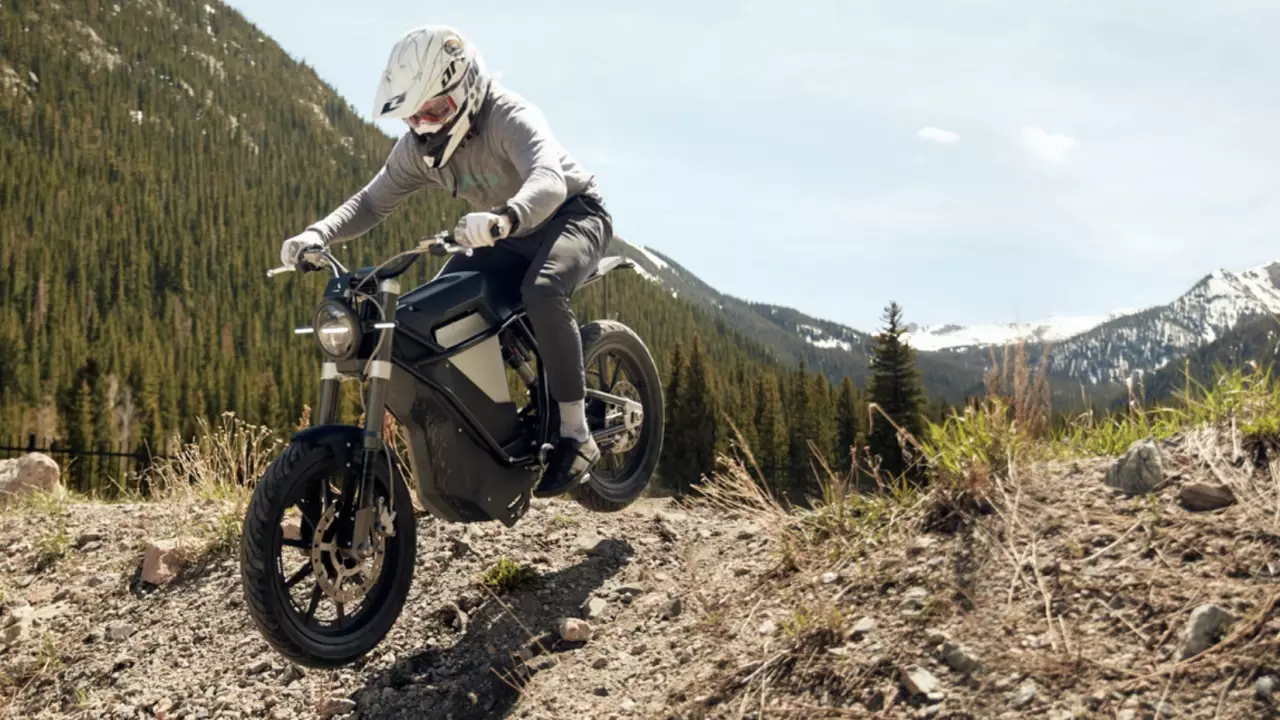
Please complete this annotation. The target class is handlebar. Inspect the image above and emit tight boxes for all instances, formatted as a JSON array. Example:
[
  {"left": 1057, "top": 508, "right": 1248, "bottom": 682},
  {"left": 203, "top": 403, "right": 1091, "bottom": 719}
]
[{"left": 266, "top": 232, "right": 472, "bottom": 280}]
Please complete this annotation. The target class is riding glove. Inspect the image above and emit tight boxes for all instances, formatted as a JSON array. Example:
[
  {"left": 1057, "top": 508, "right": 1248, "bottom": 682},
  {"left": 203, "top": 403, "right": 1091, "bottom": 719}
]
[
  {"left": 280, "top": 230, "right": 326, "bottom": 267},
  {"left": 454, "top": 212, "right": 511, "bottom": 249}
]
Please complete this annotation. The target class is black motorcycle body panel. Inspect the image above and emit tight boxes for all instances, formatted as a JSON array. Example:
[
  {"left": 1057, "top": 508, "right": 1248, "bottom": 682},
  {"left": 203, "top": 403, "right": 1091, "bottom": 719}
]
[{"left": 319, "top": 259, "right": 635, "bottom": 529}]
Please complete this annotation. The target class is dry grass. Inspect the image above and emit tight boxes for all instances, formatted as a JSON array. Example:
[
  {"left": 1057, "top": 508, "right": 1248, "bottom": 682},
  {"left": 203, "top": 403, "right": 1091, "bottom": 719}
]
[
  {"left": 686, "top": 357, "right": 1280, "bottom": 717},
  {"left": 142, "top": 412, "right": 280, "bottom": 556}
]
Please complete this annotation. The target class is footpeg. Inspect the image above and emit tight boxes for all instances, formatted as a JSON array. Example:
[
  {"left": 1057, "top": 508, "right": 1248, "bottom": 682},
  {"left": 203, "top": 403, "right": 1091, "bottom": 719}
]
[{"left": 537, "top": 442, "right": 555, "bottom": 465}]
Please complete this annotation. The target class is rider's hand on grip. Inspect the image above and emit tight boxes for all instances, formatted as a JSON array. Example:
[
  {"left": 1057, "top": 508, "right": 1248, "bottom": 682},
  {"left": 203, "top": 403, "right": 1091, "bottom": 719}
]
[
  {"left": 454, "top": 212, "right": 510, "bottom": 249},
  {"left": 281, "top": 230, "right": 326, "bottom": 268}
]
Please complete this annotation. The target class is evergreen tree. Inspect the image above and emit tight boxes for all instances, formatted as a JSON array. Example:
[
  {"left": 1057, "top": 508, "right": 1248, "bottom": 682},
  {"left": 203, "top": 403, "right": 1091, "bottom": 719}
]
[
  {"left": 682, "top": 335, "right": 718, "bottom": 487},
  {"left": 660, "top": 342, "right": 688, "bottom": 493},
  {"left": 787, "top": 360, "right": 813, "bottom": 498},
  {"left": 834, "top": 377, "right": 861, "bottom": 475},
  {"left": 753, "top": 374, "right": 788, "bottom": 493},
  {"left": 866, "top": 302, "right": 925, "bottom": 479},
  {"left": 91, "top": 372, "right": 115, "bottom": 449}
]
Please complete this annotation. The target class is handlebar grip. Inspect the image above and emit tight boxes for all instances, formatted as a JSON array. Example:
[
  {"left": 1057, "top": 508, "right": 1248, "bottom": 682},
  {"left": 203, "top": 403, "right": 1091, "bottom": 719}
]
[{"left": 428, "top": 242, "right": 449, "bottom": 257}]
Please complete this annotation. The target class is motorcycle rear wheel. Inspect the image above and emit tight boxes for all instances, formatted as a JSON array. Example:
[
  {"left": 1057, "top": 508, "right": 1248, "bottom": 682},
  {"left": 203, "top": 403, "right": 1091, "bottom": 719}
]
[
  {"left": 571, "top": 320, "right": 664, "bottom": 512},
  {"left": 240, "top": 440, "right": 415, "bottom": 668}
]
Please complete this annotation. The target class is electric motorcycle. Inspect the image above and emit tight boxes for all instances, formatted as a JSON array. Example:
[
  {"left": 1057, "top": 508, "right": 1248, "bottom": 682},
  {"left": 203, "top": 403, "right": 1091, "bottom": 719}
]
[{"left": 239, "top": 232, "right": 663, "bottom": 667}]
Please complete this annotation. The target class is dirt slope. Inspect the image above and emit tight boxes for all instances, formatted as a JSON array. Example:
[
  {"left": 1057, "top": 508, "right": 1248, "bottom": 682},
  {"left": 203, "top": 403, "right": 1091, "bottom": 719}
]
[
  {"left": 0, "top": 495, "right": 781, "bottom": 720},
  {"left": 4, "top": 424, "right": 1280, "bottom": 720}
]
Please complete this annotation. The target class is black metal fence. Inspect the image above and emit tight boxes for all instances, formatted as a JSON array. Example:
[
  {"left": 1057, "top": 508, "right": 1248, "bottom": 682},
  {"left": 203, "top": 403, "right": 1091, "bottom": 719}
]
[{"left": 0, "top": 434, "right": 169, "bottom": 496}]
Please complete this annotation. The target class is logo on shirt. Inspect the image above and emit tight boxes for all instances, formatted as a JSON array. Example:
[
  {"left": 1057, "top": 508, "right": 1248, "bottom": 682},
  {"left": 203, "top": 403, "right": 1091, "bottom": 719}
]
[{"left": 455, "top": 173, "right": 502, "bottom": 193}]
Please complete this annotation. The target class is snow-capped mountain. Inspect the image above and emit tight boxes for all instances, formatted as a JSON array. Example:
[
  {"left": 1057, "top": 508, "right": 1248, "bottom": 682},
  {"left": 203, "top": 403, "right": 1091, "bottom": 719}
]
[
  {"left": 904, "top": 311, "right": 1136, "bottom": 352},
  {"left": 612, "top": 235, "right": 1280, "bottom": 391},
  {"left": 1046, "top": 263, "right": 1280, "bottom": 383}
]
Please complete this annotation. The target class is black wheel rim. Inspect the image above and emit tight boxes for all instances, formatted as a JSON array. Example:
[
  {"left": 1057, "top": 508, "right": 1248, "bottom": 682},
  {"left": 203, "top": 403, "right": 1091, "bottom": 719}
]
[
  {"left": 585, "top": 347, "right": 652, "bottom": 493},
  {"left": 271, "top": 463, "right": 404, "bottom": 645}
]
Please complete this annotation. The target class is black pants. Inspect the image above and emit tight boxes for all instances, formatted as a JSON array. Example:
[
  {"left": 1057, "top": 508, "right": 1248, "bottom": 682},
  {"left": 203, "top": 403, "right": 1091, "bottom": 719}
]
[{"left": 439, "top": 194, "right": 612, "bottom": 403}]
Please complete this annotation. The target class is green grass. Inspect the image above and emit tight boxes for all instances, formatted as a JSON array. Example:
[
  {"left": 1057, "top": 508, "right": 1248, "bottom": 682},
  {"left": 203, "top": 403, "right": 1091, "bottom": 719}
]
[
  {"left": 480, "top": 557, "right": 538, "bottom": 592},
  {"left": 36, "top": 522, "right": 72, "bottom": 570}
]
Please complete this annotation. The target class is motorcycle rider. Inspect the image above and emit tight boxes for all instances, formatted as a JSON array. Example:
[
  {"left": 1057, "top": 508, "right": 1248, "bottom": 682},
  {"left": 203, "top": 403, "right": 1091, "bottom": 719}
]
[{"left": 280, "top": 24, "right": 610, "bottom": 498}]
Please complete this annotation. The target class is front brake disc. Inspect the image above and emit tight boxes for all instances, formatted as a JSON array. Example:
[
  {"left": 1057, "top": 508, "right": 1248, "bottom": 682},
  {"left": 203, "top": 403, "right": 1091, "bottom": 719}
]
[{"left": 310, "top": 504, "right": 385, "bottom": 604}]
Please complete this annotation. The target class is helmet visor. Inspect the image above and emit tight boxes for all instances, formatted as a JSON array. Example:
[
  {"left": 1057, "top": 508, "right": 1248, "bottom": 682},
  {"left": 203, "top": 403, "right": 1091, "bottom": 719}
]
[{"left": 406, "top": 95, "right": 457, "bottom": 131}]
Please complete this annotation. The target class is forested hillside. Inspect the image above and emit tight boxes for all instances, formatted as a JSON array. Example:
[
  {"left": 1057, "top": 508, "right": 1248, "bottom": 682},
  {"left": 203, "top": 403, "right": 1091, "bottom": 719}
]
[{"left": 0, "top": 0, "right": 919, "bottom": 498}]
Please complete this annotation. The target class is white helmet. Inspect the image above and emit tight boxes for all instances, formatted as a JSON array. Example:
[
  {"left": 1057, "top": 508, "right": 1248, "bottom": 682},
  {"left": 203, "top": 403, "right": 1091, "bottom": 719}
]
[{"left": 372, "top": 25, "right": 490, "bottom": 168}]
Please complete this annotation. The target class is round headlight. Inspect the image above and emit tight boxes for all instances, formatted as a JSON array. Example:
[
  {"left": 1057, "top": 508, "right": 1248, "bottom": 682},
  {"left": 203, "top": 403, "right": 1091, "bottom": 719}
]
[{"left": 313, "top": 301, "right": 361, "bottom": 360}]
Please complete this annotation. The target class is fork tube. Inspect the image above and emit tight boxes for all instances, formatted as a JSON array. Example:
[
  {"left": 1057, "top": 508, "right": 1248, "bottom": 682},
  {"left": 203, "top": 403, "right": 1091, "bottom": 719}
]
[
  {"left": 316, "top": 363, "right": 340, "bottom": 425},
  {"left": 361, "top": 279, "right": 401, "bottom": 451}
]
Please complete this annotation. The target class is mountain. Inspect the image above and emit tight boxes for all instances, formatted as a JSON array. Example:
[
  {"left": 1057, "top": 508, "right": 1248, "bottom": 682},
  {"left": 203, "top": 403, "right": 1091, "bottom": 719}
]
[
  {"left": 902, "top": 310, "right": 1136, "bottom": 352},
  {"left": 609, "top": 239, "right": 988, "bottom": 402},
  {"left": 1043, "top": 263, "right": 1280, "bottom": 384}
]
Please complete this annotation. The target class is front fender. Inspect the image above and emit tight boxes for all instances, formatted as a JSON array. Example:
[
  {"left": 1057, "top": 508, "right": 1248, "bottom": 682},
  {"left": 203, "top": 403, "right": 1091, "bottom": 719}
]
[{"left": 291, "top": 424, "right": 407, "bottom": 491}]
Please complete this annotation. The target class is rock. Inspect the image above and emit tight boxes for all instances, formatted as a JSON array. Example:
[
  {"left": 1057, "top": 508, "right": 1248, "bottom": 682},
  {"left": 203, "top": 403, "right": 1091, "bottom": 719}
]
[
  {"left": 593, "top": 686, "right": 609, "bottom": 697},
  {"left": 820, "top": 572, "right": 840, "bottom": 585},
  {"left": 0, "top": 453, "right": 61, "bottom": 504},
  {"left": 1179, "top": 604, "right": 1233, "bottom": 659},
  {"left": 620, "top": 698, "right": 637, "bottom": 712},
  {"left": 940, "top": 642, "right": 980, "bottom": 673},
  {"left": 1104, "top": 438, "right": 1165, "bottom": 495},
  {"left": 1011, "top": 679, "right": 1038, "bottom": 709},
  {"left": 900, "top": 586, "right": 929, "bottom": 612},
  {"left": 1257, "top": 675, "right": 1276, "bottom": 701},
  {"left": 613, "top": 584, "right": 646, "bottom": 599},
  {"left": 555, "top": 617, "right": 593, "bottom": 643},
  {"left": 280, "top": 518, "right": 302, "bottom": 542},
  {"left": 280, "top": 664, "right": 306, "bottom": 684},
  {"left": 106, "top": 620, "right": 136, "bottom": 641},
  {"left": 900, "top": 665, "right": 942, "bottom": 700},
  {"left": 582, "top": 597, "right": 608, "bottom": 620},
  {"left": 735, "top": 526, "right": 758, "bottom": 540},
  {"left": 5, "top": 604, "right": 34, "bottom": 626},
  {"left": 660, "top": 596, "right": 682, "bottom": 620},
  {"left": 575, "top": 533, "right": 603, "bottom": 553},
  {"left": 75, "top": 532, "right": 104, "bottom": 548},
  {"left": 848, "top": 616, "right": 877, "bottom": 639},
  {"left": 592, "top": 657, "right": 608, "bottom": 669},
  {"left": 245, "top": 659, "right": 271, "bottom": 675},
  {"left": 757, "top": 620, "right": 777, "bottom": 636},
  {"left": 80, "top": 540, "right": 103, "bottom": 553},
  {"left": 629, "top": 643, "right": 647, "bottom": 655},
  {"left": 1179, "top": 483, "right": 1236, "bottom": 512},
  {"left": 317, "top": 696, "right": 356, "bottom": 717},
  {"left": 141, "top": 538, "right": 196, "bottom": 585},
  {"left": 3, "top": 615, "right": 32, "bottom": 644}
]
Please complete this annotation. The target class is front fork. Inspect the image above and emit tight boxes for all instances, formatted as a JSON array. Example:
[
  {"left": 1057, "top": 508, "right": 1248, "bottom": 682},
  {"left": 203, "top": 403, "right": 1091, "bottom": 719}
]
[{"left": 315, "top": 278, "right": 401, "bottom": 556}]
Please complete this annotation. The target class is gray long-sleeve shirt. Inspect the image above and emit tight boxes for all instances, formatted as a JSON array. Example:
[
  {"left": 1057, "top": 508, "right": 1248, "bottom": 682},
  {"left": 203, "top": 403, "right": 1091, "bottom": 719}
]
[{"left": 308, "top": 84, "right": 599, "bottom": 243}]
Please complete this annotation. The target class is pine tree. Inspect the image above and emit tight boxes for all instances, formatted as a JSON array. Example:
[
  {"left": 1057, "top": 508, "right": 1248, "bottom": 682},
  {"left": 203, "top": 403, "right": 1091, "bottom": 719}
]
[
  {"left": 683, "top": 335, "right": 718, "bottom": 487},
  {"left": 753, "top": 373, "right": 788, "bottom": 494},
  {"left": 834, "top": 377, "right": 861, "bottom": 475},
  {"left": 91, "top": 372, "right": 115, "bottom": 449},
  {"left": 787, "top": 360, "right": 812, "bottom": 499},
  {"left": 866, "top": 302, "right": 925, "bottom": 479},
  {"left": 660, "top": 342, "right": 688, "bottom": 493}
]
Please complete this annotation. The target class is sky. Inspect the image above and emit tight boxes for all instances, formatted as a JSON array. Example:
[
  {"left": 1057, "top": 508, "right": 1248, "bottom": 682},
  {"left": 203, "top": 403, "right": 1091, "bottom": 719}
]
[{"left": 224, "top": 0, "right": 1280, "bottom": 332}]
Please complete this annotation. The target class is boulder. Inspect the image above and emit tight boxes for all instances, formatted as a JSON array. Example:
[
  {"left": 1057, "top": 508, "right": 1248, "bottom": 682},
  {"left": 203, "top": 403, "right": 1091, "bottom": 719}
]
[
  {"left": 900, "top": 665, "right": 943, "bottom": 702},
  {"left": 1179, "top": 604, "right": 1233, "bottom": 659},
  {"left": 1179, "top": 483, "right": 1236, "bottom": 512},
  {"left": 141, "top": 538, "right": 197, "bottom": 585},
  {"left": 1104, "top": 438, "right": 1165, "bottom": 495},
  {"left": 0, "top": 453, "right": 61, "bottom": 504},
  {"left": 940, "top": 642, "right": 980, "bottom": 673},
  {"left": 555, "top": 617, "right": 593, "bottom": 643}
]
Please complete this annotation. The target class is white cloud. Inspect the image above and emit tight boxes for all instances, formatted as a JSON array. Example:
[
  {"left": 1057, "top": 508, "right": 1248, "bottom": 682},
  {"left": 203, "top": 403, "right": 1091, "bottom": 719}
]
[
  {"left": 1022, "top": 126, "right": 1078, "bottom": 163},
  {"left": 917, "top": 126, "right": 959, "bottom": 144}
]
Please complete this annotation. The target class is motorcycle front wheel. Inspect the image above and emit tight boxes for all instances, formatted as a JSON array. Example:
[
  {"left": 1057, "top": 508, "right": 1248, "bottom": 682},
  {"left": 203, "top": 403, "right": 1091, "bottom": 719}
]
[{"left": 240, "top": 439, "right": 416, "bottom": 668}]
